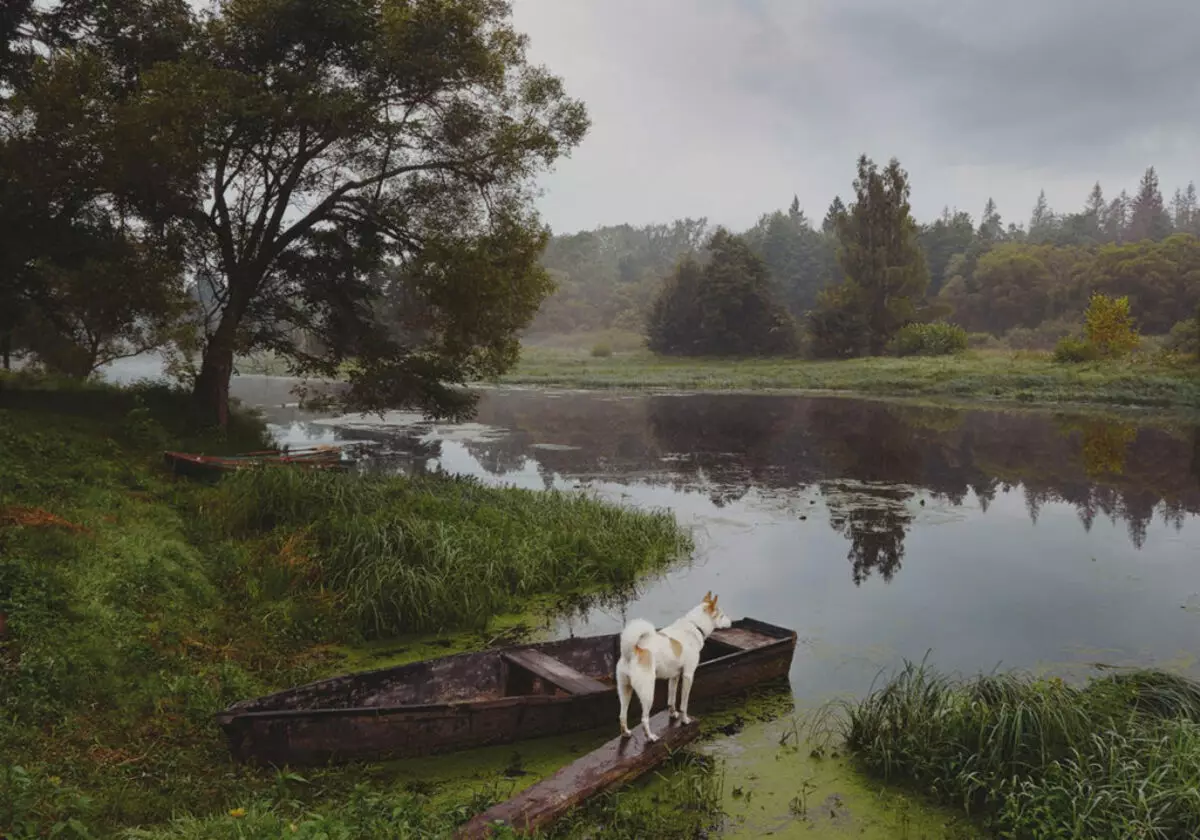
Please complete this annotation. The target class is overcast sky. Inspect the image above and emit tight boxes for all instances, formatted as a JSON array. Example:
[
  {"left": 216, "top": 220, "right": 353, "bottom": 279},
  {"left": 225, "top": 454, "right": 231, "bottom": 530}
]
[{"left": 509, "top": 0, "right": 1200, "bottom": 236}]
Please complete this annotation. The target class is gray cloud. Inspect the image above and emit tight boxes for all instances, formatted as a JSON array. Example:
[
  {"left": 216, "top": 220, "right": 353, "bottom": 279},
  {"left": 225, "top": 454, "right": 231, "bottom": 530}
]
[{"left": 511, "top": 0, "right": 1200, "bottom": 234}]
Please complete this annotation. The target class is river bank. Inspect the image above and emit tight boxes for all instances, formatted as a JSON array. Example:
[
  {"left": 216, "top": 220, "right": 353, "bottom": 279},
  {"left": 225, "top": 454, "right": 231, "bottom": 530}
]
[
  {"left": 500, "top": 347, "right": 1200, "bottom": 412},
  {"left": 0, "top": 375, "right": 699, "bottom": 838}
]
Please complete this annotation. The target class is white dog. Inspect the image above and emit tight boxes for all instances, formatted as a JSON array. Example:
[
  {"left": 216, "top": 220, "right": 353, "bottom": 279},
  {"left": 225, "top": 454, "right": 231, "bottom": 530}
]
[{"left": 615, "top": 592, "right": 732, "bottom": 741}]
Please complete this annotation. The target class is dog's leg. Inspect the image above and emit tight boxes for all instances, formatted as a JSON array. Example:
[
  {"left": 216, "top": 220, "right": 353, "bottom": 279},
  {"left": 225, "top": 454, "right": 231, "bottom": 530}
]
[
  {"left": 617, "top": 671, "right": 634, "bottom": 737},
  {"left": 679, "top": 671, "right": 695, "bottom": 725},
  {"left": 634, "top": 679, "right": 658, "bottom": 742},
  {"left": 667, "top": 674, "right": 679, "bottom": 719}
]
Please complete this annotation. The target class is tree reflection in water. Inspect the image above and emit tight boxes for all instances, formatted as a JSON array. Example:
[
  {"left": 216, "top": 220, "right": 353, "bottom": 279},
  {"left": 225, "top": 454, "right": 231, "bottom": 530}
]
[{"left": 392, "top": 391, "right": 1200, "bottom": 587}]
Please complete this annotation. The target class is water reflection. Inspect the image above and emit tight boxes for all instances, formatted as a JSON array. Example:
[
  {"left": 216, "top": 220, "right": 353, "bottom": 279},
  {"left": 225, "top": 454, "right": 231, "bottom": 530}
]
[
  {"left": 447, "top": 393, "right": 1200, "bottom": 566},
  {"left": 251, "top": 386, "right": 1200, "bottom": 694}
]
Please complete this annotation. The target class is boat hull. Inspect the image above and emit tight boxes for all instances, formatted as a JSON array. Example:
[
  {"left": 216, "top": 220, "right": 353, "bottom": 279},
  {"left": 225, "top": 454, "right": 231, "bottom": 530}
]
[{"left": 216, "top": 618, "right": 796, "bottom": 766}]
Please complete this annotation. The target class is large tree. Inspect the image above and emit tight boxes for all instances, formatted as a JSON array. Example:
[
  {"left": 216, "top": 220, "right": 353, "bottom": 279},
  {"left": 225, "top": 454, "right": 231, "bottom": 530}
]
[
  {"left": 646, "top": 229, "right": 797, "bottom": 357},
  {"left": 135, "top": 0, "right": 587, "bottom": 427},
  {"left": 743, "top": 203, "right": 837, "bottom": 317},
  {"left": 0, "top": 0, "right": 195, "bottom": 374},
  {"left": 812, "top": 155, "right": 929, "bottom": 356},
  {"left": 1127, "top": 167, "right": 1172, "bottom": 243}
]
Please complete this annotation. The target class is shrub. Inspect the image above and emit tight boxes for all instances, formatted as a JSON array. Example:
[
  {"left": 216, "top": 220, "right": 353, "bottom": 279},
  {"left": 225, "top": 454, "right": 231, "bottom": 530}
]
[
  {"left": 590, "top": 343, "right": 613, "bottom": 358},
  {"left": 967, "top": 332, "right": 1000, "bottom": 350},
  {"left": 1053, "top": 335, "right": 1100, "bottom": 363},
  {"left": 1005, "top": 318, "right": 1076, "bottom": 351},
  {"left": 1164, "top": 318, "right": 1199, "bottom": 355},
  {"left": 887, "top": 322, "right": 968, "bottom": 357},
  {"left": 1084, "top": 292, "right": 1140, "bottom": 357}
]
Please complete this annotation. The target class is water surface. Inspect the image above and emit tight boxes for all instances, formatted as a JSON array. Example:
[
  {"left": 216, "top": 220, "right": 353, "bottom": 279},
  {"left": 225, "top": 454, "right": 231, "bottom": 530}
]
[{"left": 239, "top": 381, "right": 1200, "bottom": 704}]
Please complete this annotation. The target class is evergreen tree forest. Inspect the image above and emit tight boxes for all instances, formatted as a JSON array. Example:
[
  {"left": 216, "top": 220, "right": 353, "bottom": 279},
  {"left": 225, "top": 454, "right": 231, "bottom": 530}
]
[{"left": 529, "top": 162, "right": 1200, "bottom": 358}]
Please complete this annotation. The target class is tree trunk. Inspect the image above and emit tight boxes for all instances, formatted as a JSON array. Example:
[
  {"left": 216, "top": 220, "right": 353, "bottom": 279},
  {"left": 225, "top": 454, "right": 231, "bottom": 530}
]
[
  {"left": 1, "top": 331, "right": 9, "bottom": 371},
  {"left": 191, "top": 311, "right": 240, "bottom": 429}
]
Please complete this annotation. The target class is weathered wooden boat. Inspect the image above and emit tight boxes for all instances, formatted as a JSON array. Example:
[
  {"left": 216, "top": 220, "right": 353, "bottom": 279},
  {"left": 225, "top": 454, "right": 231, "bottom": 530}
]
[
  {"left": 163, "top": 447, "right": 350, "bottom": 479},
  {"left": 215, "top": 617, "right": 796, "bottom": 766}
]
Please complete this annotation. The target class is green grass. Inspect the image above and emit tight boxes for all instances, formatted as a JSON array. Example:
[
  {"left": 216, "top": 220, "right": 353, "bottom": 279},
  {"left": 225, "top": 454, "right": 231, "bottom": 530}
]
[
  {"left": 0, "top": 374, "right": 696, "bottom": 838},
  {"left": 207, "top": 468, "right": 690, "bottom": 637},
  {"left": 502, "top": 347, "right": 1200, "bottom": 411},
  {"left": 123, "top": 750, "right": 724, "bottom": 840},
  {"left": 823, "top": 659, "right": 1200, "bottom": 838}
]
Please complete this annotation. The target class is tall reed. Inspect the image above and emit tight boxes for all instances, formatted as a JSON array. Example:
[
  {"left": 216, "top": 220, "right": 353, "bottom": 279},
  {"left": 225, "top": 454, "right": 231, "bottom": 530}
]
[
  {"left": 211, "top": 469, "right": 692, "bottom": 636},
  {"left": 829, "top": 659, "right": 1200, "bottom": 838}
]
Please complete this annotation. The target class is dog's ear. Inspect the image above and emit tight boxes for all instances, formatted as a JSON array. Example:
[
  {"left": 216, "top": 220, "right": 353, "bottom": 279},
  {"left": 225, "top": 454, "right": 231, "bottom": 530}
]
[
  {"left": 712, "top": 594, "right": 719, "bottom": 609},
  {"left": 703, "top": 591, "right": 713, "bottom": 604}
]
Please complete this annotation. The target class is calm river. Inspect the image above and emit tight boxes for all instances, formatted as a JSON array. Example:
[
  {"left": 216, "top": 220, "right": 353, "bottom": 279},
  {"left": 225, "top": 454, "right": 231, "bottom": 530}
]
[{"left": 219, "top": 375, "right": 1200, "bottom": 705}]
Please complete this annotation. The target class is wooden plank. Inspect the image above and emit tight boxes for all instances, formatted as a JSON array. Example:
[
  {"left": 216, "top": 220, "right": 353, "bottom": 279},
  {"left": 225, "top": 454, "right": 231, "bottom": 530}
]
[
  {"left": 502, "top": 649, "right": 609, "bottom": 696},
  {"left": 709, "top": 625, "right": 775, "bottom": 651},
  {"left": 455, "top": 710, "right": 699, "bottom": 839}
]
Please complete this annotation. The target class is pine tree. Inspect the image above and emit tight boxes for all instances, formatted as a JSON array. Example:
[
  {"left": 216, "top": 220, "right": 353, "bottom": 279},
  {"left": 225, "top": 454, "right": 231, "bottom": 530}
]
[
  {"left": 1028, "top": 190, "right": 1057, "bottom": 243},
  {"left": 979, "top": 198, "right": 1003, "bottom": 242},
  {"left": 1078, "top": 182, "right": 1106, "bottom": 243},
  {"left": 1104, "top": 191, "right": 1130, "bottom": 243},
  {"left": 1127, "top": 166, "right": 1171, "bottom": 242},
  {"left": 789, "top": 195, "right": 802, "bottom": 220},
  {"left": 822, "top": 197, "right": 846, "bottom": 236},
  {"left": 1189, "top": 183, "right": 1200, "bottom": 237},
  {"left": 828, "top": 155, "right": 929, "bottom": 356},
  {"left": 1172, "top": 182, "right": 1197, "bottom": 234}
]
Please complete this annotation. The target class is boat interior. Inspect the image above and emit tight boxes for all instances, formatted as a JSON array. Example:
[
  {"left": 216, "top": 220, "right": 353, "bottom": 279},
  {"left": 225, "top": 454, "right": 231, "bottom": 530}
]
[{"left": 224, "top": 618, "right": 791, "bottom": 715}]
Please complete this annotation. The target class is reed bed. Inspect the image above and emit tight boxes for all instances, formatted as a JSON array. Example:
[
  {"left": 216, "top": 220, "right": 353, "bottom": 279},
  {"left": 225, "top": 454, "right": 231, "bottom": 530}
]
[
  {"left": 210, "top": 468, "right": 692, "bottom": 636},
  {"left": 827, "top": 659, "right": 1200, "bottom": 838}
]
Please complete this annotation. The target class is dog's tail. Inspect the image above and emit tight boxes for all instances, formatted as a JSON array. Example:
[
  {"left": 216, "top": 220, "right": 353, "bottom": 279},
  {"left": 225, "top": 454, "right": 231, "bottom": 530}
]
[{"left": 619, "top": 618, "right": 656, "bottom": 662}]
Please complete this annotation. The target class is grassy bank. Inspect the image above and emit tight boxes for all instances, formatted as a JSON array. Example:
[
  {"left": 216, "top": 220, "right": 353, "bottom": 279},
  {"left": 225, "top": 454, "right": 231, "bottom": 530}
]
[
  {"left": 0, "top": 375, "right": 695, "bottom": 838},
  {"left": 502, "top": 347, "right": 1200, "bottom": 411},
  {"left": 826, "top": 660, "right": 1200, "bottom": 838}
]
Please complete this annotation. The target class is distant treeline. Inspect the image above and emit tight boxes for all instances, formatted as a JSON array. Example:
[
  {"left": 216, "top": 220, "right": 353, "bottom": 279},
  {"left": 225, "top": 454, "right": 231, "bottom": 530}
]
[{"left": 530, "top": 165, "right": 1200, "bottom": 347}]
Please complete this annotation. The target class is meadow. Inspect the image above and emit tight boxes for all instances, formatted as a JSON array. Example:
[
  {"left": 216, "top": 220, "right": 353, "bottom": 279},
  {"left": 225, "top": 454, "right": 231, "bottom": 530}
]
[{"left": 502, "top": 344, "right": 1200, "bottom": 412}]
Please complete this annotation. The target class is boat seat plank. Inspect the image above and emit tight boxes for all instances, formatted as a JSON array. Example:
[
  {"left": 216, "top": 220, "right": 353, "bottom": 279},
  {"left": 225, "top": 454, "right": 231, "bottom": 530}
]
[
  {"left": 502, "top": 649, "right": 608, "bottom": 696},
  {"left": 455, "top": 710, "right": 699, "bottom": 838},
  {"left": 708, "top": 626, "right": 775, "bottom": 651}
]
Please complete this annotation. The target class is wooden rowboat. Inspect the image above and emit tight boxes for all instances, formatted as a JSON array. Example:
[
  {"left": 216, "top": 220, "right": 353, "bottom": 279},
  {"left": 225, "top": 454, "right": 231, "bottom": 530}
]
[
  {"left": 163, "top": 447, "right": 351, "bottom": 479},
  {"left": 215, "top": 617, "right": 796, "bottom": 766}
]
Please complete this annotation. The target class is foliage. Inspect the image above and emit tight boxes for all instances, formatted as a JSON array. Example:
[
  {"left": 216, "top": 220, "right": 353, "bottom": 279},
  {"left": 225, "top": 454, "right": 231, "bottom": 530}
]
[
  {"left": 830, "top": 660, "right": 1200, "bottom": 838},
  {"left": 0, "top": 2, "right": 196, "bottom": 376},
  {"left": 742, "top": 199, "right": 840, "bottom": 317},
  {"left": 590, "top": 342, "right": 613, "bottom": 358},
  {"left": 1005, "top": 318, "right": 1077, "bottom": 351},
  {"left": 1127, "top": 166, "right": 1173, "bottom": 243},
  {"left": 806, "top": 283, "right": 868, "bottom": 359},
  {"left": 938, "top": 242, "right": 1093, "bottom": 335},
  {"left": 887, "top": 322, "right": 967, "bottom": 357},
  {"left": 1084, "top": 293, "right": 1140, "bottom": 357},
  {"left": 646, "top": 230, "right": 798, "bottom": 358},
  {"left": 533, "top": 166, "right": 1200, "bottom": 355},
  {"left": 1053, "top": 335, "right": 1101, "bottom": 363},
  {"left": 5, "top": 0, "right": 588, "bottom": 425},
  {"left": 156, "top": 0, "right": 590, "bottom": 427},
  {"left": 810, "top": 155, "right": 929, "bottom": 357},
  {"left": 530, "top": 219, "right": 711, "bottom": 336}
]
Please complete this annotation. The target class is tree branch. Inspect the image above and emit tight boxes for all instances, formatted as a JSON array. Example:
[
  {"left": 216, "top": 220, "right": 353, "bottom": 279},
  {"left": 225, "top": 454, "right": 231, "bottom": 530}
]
[{"left": 266, "top": 155, "right": 489, "bottom": 264}]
